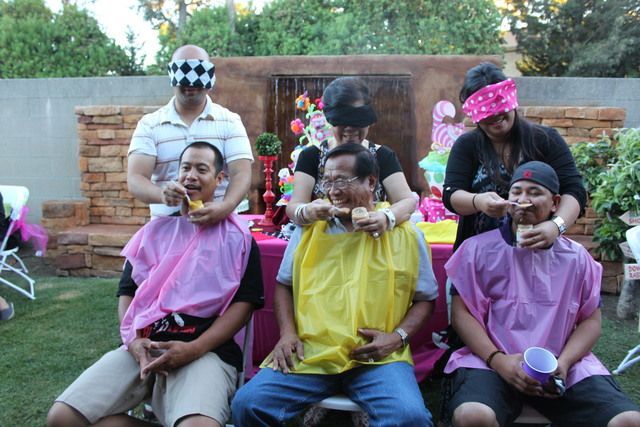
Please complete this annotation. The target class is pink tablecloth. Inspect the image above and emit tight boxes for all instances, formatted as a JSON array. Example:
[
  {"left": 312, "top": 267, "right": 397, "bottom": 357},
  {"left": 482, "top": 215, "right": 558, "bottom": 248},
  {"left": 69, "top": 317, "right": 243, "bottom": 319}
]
[{"left": 245, "top": 216, "right": 452, "bottom": 381}]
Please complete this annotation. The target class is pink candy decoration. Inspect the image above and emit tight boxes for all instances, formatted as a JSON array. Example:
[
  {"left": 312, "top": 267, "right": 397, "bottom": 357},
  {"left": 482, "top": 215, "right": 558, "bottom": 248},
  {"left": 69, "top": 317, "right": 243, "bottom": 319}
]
[
  {"left": 420, "top": 197, "right": 458, "bottom": 223},
  {"left": 431, "top": 101, "right": 464, "bottom": 153}
]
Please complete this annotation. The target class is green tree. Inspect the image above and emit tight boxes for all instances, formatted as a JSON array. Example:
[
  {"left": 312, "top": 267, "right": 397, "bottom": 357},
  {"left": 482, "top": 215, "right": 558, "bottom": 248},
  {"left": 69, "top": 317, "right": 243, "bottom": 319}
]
[
  {"left": 504, "top": 0, "right": 640, "bottom": 77},
  {"left": 161, "top": 0, "right": 502, "bottom": 60},
  {"left": 252, "top": 0, "right": 334, "bottom": 55},
  {"left": 0, "top": 0, "right": 143, "bottom": 78},
  {"left": 137, "top": 0, "right": 238, "bottom": 66},
  {"left": 320, "top": 0, "right": 503, "bottom": 55},
  {"left": 121, "top": 28, "right": 147, "bottom": 76},
  {"left": 151, "top": 3, "right": 257, "bottom": 71}
]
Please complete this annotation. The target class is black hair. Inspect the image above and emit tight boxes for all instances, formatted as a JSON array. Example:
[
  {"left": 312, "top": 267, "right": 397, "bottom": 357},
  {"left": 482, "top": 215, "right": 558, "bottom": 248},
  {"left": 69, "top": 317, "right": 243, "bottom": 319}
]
[
  {"left": 459, "top": 62, "right": 507, "bottom": 104},
  {"left": 325, "top": 143, "right": 379, "bottom": 181},
  {"left": 322, "top": 76, "right": 372, "bottom": 108},
  {"left": 461, "top": 62, "right": 546, "bottom": 186},
  {"left": 179, "top": 141, "right": 224, "bottom": 174}
]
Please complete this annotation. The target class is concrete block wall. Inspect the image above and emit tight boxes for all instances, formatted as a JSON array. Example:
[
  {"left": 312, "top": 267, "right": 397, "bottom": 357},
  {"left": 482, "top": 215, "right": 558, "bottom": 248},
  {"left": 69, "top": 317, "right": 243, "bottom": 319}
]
[{"left": 0, "top": 76, "right": 169, "bottom": 224}]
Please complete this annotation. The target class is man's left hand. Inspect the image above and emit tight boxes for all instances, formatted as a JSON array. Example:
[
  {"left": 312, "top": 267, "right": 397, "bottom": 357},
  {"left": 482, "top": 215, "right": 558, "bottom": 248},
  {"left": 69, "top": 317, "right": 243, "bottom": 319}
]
[
  {"left": 518, "top": 220, "right": 560, "bottom": 249},
  {"left": 350, "top": 328, "right": 402, "bottom": 362},
  {"left": 188, "top": 201, "right": 231, "bottom": 225},
  {"left": 142, "top": 341, "right": 199, "bottom": 375}
]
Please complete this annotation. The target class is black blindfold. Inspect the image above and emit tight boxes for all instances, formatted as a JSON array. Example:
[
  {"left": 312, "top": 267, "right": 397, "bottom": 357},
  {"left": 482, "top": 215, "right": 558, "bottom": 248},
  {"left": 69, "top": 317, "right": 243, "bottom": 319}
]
[{"left": 323, "top": 104, "right": 377, "bottom": 128}]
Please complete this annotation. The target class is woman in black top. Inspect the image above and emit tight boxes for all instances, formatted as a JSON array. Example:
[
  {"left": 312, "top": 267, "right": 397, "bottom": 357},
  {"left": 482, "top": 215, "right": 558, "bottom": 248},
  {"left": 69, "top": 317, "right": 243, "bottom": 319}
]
[
  {"left": 443, "top": 63, "right": 586, "bottom": 250},
  {"left": 286, "top": 77, "right": 415, "bottom": 237}
]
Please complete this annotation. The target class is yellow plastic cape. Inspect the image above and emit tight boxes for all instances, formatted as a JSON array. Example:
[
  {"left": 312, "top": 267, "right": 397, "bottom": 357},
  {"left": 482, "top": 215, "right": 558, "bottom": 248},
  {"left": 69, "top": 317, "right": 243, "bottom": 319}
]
[{"left": 266, "top": 220, "right": 420, "bottom": 374}]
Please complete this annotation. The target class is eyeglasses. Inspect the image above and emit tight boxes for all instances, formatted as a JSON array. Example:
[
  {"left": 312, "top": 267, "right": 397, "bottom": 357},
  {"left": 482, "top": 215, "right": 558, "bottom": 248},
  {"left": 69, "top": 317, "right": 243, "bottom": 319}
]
[{"left": 320, "top": 176, "right": 361, "bottom": 192}]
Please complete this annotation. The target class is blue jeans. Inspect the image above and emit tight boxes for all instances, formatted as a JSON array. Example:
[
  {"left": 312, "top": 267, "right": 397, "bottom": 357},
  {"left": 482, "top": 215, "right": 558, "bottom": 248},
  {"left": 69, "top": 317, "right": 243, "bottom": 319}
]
[{"left": 231, "top": 361, "right": 433, "bottom": 427}]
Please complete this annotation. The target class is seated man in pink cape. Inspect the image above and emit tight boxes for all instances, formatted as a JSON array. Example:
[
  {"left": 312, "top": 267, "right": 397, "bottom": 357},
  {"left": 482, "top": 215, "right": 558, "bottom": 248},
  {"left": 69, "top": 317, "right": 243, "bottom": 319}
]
[
  {"left": 47, "top": 142, "right": 264, "bottom": 427},
  {"left": 443, "top": 161, "right": 640, "bottom": 427}
]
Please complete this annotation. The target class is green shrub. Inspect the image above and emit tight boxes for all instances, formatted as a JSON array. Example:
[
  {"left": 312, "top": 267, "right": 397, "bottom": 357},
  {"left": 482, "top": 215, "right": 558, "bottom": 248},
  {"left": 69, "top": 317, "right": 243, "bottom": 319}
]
[
  {"left": 255, "top": 132, "right": 282, "bottom": 156},
  {"left": 570, "top": 139, "right": 618, "bottom": 193},
  {"left": 588, "top": 128, "right": 640, "bottom": 261}
]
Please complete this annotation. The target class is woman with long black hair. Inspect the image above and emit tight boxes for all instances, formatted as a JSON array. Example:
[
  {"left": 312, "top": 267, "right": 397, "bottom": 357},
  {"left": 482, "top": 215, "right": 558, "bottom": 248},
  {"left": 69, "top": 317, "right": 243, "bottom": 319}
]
[{"left": 443, "top": 62, "right": 586, "bottom": 250}]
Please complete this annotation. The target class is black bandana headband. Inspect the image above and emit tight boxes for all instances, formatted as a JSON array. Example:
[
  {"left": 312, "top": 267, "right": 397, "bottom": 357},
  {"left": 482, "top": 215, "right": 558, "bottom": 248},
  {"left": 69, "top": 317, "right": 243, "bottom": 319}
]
[
  {"left": 323, "top": 104, "right": 377, "bottom": 128},
  {"left": 168, "top": 59, "right": 216, "bottom": 88}
]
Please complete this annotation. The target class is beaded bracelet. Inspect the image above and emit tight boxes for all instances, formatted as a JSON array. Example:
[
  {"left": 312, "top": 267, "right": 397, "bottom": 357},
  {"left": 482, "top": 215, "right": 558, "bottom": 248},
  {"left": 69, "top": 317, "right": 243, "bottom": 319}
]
[{"left": 485, "top": 349, "right": 505, "bottom": 369}]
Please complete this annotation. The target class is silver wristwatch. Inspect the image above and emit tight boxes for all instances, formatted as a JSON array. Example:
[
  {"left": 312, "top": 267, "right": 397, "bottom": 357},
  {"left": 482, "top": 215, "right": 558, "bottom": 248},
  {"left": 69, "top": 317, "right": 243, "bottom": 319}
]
[
  {"left": 381, "top": 208, "right": 396, "bottom": 231},
  {"left": 551, "top": 215, "right": 567, "bottom": 234},
  {"left": 394, "top": 327, "right": 409, "bottom": 347}
]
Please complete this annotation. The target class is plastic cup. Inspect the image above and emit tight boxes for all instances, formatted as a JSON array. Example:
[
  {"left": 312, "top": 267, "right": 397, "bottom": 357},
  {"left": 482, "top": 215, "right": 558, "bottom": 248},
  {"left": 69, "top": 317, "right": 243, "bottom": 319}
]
[{"left": 522, "top": 347, "right": 557, "bottom": 383}]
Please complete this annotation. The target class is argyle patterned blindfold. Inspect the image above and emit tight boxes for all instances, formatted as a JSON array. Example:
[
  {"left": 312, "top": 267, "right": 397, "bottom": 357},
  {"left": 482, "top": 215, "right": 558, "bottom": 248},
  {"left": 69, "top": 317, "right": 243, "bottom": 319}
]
[{"left": 167, "top": 59, "right": 216, "bottom": 88}]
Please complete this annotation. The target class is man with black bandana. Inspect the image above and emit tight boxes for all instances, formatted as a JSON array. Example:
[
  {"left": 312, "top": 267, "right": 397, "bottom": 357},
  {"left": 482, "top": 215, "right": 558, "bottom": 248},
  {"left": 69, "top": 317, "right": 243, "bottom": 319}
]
[{"left": 127, "top": 44, "right": 253, "bottom": 225}]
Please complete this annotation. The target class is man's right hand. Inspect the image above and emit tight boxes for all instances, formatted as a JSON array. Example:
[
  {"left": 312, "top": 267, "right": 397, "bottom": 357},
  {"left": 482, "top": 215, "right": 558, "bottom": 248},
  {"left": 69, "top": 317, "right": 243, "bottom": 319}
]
[
  {"left": 304, "top": 199, "right": 350, "bottom": 222},
  {"left": 267, "top": 333, "right": 304, "bottom": 374},
  {"left": 162, "top": 181, "right": 187, "bottom": 206},
  {"left": 492, "top": 352, "right": 544, "bottom": 396},
  {"left": 127, "top": 338, "right": 154, "bottom": 379}
]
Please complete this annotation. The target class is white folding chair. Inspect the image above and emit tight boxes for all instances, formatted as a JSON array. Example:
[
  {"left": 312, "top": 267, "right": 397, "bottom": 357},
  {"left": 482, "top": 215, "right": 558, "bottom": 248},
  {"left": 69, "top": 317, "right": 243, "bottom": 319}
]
[
  {"left": 315, "top": 394, "right": 362, "bottom": 412},
  {"left": 0, "top": 185, "right": 36, "bottom": 300}
]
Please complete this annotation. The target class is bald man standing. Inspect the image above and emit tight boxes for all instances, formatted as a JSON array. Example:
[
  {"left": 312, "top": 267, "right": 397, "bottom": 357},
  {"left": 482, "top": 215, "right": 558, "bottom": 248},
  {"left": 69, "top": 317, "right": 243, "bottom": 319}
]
[{"left": 127, "top": 44, "right": 253, "bottom": 225}]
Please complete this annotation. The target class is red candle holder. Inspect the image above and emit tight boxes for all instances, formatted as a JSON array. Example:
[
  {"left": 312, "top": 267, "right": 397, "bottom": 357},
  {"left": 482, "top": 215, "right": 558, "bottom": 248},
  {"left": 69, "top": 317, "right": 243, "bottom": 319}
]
[{"left": 258, "top": 155, "right": 277, "bottom": 228}]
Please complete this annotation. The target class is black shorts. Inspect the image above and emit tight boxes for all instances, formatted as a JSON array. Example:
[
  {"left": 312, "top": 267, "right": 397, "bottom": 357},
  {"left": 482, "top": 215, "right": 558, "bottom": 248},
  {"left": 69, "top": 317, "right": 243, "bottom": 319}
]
[{"left": 444, "top": 368, "right": 639, "bottom": 427}]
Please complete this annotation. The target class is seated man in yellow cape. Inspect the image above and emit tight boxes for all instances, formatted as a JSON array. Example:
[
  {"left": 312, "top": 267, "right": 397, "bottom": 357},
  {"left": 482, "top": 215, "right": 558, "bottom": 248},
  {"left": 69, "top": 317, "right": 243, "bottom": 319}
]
[{"left": 233, "top": 143, "right": 439, "bottom": 427}]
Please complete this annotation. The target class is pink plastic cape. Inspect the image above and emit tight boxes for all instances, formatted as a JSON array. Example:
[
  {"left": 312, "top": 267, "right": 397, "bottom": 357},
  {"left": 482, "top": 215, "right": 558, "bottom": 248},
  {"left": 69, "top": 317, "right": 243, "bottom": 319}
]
[
  {"left": 120, "top": 214, "right": 252, "bottom": 346},
  {"left": 13, "top": 206, "right": 48, "bottom": 256},
  {"left": 444, "top": 230, "right": 610, "bottom": 387}
]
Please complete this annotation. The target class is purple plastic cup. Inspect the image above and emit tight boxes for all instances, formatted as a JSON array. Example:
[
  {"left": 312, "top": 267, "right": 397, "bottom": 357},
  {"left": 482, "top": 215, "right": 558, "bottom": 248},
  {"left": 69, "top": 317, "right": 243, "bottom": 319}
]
[{"left": 522, "top": 347, "right": 557, "bottom": 383}]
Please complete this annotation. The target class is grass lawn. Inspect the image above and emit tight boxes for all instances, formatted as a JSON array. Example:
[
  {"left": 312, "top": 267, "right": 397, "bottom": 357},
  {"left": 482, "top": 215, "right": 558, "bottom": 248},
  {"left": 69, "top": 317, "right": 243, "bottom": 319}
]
[{"left": 1, "top": 274, "right": 639, "bottom": 427}]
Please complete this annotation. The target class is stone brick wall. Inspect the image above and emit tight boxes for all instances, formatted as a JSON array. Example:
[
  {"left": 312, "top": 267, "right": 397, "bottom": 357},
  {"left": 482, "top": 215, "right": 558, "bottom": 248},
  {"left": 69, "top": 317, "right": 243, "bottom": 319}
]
[
  {"left": 519, "top": 106, "right": 626, "bottom": 144},
  {"left": 75, "top": 105, "right": 157, "bottom": 226},
  {"left": 463, "top": 106, "right": 626, "bottom": 143}
]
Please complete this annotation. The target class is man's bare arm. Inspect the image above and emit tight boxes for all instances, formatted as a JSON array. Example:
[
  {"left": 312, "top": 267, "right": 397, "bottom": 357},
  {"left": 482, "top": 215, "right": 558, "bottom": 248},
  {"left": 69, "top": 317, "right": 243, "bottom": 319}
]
[{"left": 127, "top": 153, "right": 164, "bottom": 204}]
